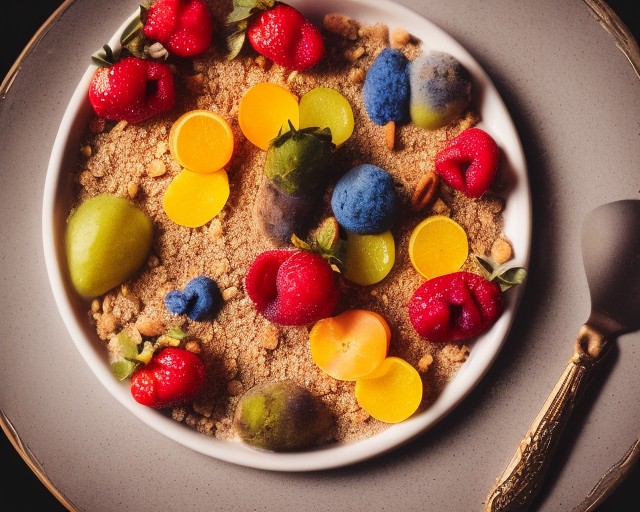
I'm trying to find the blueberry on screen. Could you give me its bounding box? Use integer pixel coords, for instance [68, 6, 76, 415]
[165, 276, 222, 321]
[362, 49, 411, 125]
[409, 51, 471, 129]
[331, 164, 397, 234]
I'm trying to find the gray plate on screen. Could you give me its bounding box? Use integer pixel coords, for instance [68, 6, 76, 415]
[1, 0, 639, 510]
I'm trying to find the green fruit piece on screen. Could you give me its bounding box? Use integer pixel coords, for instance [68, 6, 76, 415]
[65, 194, 153, 298]
[299, 87, 354, 146]
[264, 122, 335, 196]
[344, 230, 395, 286]
[233, 380, 334, 451]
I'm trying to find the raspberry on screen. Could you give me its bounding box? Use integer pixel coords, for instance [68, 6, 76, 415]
[435, 127, 499, 198]
[408, 271, 502, 342]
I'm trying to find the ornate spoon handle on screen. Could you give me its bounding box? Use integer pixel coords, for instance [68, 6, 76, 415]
[485, 324, 613, 512]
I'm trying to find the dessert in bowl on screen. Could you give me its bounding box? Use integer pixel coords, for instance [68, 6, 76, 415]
[42, 0, 530, 471]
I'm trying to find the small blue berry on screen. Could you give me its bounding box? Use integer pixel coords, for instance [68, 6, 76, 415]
[331, 164, 397, 234]
[362, 48, 411, 125]
[165, 276, 222, 321]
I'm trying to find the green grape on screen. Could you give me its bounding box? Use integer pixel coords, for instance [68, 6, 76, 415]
[344, 230, 395, 286]
[65, 194, 153, 298]
[299, 87, 354, 146]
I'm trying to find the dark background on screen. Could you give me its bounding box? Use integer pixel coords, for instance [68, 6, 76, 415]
[1, 1, 639, 510]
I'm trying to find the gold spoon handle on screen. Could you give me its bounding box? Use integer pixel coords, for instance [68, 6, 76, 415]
[485, 324, 613, 512]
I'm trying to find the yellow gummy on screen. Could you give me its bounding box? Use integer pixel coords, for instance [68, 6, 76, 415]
[355, 357, 423, 423]
[169, 110, 234, 173]
[238, 82, 299, 150]
[344, 230, 395, 286]
[163, 168, 230, 228]
[408, 215, 468, 279]
[299, 87, 354, 146]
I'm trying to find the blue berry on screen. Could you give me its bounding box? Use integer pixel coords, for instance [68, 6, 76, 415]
[331, 164, 397, 234]
[362, 49, 410, 125]
[165, 276, 222, 321]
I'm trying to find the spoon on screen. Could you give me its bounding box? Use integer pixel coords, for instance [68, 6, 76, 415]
[485, 199, 640, 511]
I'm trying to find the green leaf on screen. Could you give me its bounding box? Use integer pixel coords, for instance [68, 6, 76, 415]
[111, 359, 139, 381]
[91, 44, 118, 67]
[226, 24, 248, 60]
[291, 234, 311, 251]
[495, 267, 528, 292]
[167, 327, 187, 340]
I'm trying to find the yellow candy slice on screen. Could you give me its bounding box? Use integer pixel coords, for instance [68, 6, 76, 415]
[344, 230, 395, 286]
[408, 215, 468, 279]
[355, 357, 423, 423]
[169, 110, 234, 174]
[163, 169, 230, 228]
[238, 82, 299, 150]
[299, 87, 354, 146]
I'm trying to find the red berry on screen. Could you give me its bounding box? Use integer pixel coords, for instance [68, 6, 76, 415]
[143, 0, 214, 58]
[245, 250, 339, 326]
[88, 56, 175, 123]
[130, 347, 205, 408]
[435, 127, 499, 198]
[247, 3, 325, 70]
[407, 271, 502, 342]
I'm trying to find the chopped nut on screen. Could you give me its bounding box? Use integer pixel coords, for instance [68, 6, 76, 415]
[417, 354, 434, 373]
[111, 120, 128, 133]
[286, 70, 299, 83]
[431, 198, 451, 216]
[383, 121, 396, 150]
[349, 67, 366, 84]
[80, 145, 92, 158]
[390, 28, 411, 48]
[411, 171, 441, 212]
[222, 286, 240, 301]
[344, 47, 365, 62]
[155, 141, 168, 158]
[90, 299, 101, 314]
[323, 13, 360, 40]
[491, 237, 513, 264]
[134, 315, 165, 337]
[261, 324, 280, 350]
[443, 344, 470, 363]
[147, 159, 166, 177]
[127, 181, 139, 199]
[185, 340, 202, 354]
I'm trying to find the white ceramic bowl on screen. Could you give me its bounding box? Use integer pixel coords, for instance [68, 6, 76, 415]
[42, 0, 531, 472]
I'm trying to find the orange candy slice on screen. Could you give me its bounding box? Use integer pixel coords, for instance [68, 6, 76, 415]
[355, 357, 423, 423]
[169, 110, 234, 174]
[238, 82, 299, 150]
[309, 309, 389, 381]
[162, 169, 230, 228]
[408, 215, 469, 279]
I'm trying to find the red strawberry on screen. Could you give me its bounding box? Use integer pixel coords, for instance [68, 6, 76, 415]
[143, 0, 214, 58]
[245, 250, 339, 326]
[226, 2, 325, 71]
[88, 56, 175, 123]
[435, 127, 499, 198]
[408, 271, 502, 342]
[130, 347, 205, 408]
